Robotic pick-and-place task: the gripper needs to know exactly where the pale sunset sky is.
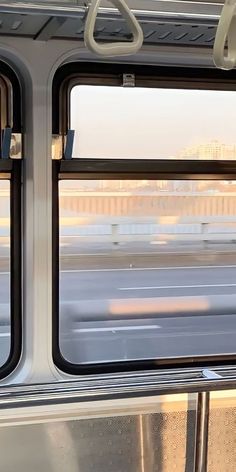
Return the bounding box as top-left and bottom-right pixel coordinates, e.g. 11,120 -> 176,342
70,85 -> 236,159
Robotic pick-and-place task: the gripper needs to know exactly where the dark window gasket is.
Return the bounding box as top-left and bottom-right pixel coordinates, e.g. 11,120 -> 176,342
0,61 -> 21,134
52,62 -> 236,136
52,62 -> 236,375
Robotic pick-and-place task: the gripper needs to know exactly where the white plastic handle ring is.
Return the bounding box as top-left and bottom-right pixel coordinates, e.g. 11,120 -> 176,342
213,0 -> 236,70
84,0 -> 144,57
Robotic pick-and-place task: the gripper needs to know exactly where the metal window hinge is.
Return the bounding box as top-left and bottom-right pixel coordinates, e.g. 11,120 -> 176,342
52,134 -> 63,160
10,133 -> 22,159
52,130 -> 75,160
123,73 -> 135,87
0,130 -> 22,159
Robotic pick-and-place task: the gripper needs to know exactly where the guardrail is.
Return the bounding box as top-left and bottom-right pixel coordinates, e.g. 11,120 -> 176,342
0,215 -> 235,243
60,216 -> 236,244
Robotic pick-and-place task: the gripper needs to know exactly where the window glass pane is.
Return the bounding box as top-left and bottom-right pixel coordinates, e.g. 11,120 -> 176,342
0,180 -> 10,366
71,86 -> 236,159
59,179 -> 236,365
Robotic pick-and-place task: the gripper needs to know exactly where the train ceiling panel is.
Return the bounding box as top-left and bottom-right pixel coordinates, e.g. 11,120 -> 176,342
0,1 -> 224,50
54,17 -> 217,47
0,13 -> 47,35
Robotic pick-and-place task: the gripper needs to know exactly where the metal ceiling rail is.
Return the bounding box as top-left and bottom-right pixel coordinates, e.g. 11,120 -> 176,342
0,0 -> 223,21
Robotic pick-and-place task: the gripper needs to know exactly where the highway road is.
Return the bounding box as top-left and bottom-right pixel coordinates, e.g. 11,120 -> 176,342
61,314 -> 236,364
60,264 -> 236,300
1,246 -> 236,366
59,257 -> 236,365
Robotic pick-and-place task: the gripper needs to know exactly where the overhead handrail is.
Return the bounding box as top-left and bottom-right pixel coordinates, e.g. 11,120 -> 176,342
84,0 -> 144,56
213,0 -> 236,70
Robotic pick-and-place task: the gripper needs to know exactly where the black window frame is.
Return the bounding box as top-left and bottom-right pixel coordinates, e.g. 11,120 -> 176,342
0,61 -> 21,379
52,62 -> 236,375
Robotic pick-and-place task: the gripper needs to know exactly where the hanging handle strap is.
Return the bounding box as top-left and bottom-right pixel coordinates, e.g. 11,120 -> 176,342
213,0 -> 236,70
84,0 -> 143,57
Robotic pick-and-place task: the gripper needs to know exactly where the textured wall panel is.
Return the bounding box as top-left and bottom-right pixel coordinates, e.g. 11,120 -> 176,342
208,396 -> 236,472
0,405 -> 195,471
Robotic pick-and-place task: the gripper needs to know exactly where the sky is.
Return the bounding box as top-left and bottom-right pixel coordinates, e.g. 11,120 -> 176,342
70,85 -> 236,159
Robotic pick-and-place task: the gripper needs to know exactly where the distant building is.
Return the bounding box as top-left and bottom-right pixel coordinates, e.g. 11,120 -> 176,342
178,140 -> 236,160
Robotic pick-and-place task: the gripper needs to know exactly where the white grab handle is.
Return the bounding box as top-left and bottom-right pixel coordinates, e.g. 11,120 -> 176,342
213,0 -> 236,70
84,0 -> 144,56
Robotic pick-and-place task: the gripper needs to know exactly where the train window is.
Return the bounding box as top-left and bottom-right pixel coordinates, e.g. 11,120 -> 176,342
71,85 -> 236,160
55,176 -> 236,371
0,64 -> 21,377
52,65 -> 236,374
0,179 -> 10,366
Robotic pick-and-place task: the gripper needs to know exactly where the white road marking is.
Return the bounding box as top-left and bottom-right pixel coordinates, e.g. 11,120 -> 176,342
73,325 -> 161,333
71,327 -> 236,339
142,330 -> 236,339
61,265 -> 236,274
61,252 -> 113,256
119,283 -> 236,291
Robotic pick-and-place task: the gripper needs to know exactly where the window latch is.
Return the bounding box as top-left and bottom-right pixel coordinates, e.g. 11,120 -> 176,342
52,130 -> 75,160
123,73 -> 135,87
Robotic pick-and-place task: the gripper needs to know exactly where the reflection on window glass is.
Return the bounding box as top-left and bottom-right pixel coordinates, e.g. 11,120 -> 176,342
0,180 -> 10,366
71,86 -> 236,159
59,179 -> 236,365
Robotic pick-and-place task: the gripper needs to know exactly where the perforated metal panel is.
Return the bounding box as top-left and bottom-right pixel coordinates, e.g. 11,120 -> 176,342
0,408 -> 195,471
208,395 -> 236,472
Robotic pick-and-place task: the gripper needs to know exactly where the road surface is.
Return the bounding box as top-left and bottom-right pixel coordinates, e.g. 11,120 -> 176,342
59,256 -> 236,364
1,247 -> 236,366
61,314 -> 236,364
60,264 -> 236,299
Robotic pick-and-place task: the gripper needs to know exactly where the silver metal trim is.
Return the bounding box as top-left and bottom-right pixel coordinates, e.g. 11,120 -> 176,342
203,369 -> 222,379
194,392 -> 210,472
0,368 -> 236,408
